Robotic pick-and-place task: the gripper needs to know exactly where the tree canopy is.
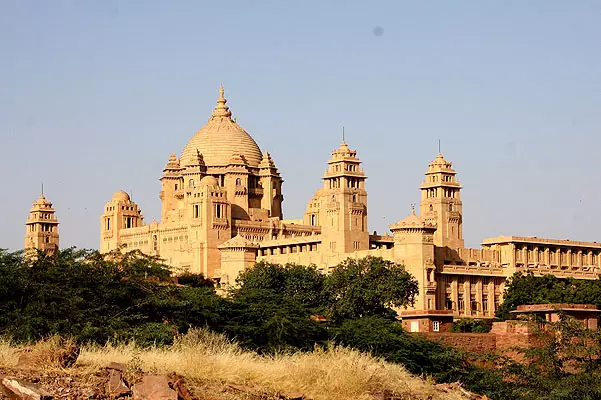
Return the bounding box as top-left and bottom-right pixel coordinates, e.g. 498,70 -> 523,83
496,272 -> 601,320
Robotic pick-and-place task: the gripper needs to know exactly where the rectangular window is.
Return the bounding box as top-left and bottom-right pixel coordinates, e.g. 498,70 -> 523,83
445,296 -> 453,310
483,295 -> 489,313
433,321 -> 440,332
194,205 -> 199,218
458,293 -> 464,314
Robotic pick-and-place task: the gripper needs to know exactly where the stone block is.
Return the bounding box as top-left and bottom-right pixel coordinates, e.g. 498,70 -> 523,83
1,376 -> 53,400
132,376 -> 176,400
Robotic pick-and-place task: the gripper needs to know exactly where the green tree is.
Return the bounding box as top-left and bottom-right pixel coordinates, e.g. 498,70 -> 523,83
324,256 -> 419,320
497,272 -> 601,320
496,314 -> 601,400
234,261 -> 327,311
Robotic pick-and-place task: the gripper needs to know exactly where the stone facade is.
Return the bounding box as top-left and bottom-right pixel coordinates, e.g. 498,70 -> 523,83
90,86 -> 601,316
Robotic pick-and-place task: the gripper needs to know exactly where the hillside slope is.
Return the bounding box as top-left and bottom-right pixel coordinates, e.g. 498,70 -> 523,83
0,331 -> 477,400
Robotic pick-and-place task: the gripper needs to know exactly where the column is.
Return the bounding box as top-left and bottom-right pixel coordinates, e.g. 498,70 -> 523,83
451,278 -> 458,314
464,280 -> 471,315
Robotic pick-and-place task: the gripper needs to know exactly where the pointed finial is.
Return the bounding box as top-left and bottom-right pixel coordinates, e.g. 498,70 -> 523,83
41,182 -> 44,196
410,203 -> 416,215
212,84 -> 232,118
342,126 -> 345,143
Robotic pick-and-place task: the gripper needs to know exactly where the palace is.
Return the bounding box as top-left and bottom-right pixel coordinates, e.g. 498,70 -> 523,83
27,86 -> 601,320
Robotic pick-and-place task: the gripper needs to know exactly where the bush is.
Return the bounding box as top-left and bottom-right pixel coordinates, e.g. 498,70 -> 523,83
450,318 -> 492,333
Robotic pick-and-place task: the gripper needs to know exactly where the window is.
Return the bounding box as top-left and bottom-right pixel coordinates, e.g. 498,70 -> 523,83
189,179 -> 194,188
194,205 -> 199,218
445,297 -> 453,310
433,321 -> 440,332
482,295 -> 489,313
429,204 -> 433,212
310,214 -> 317,226
106,218 -> 111,231
236,178 -> 242,186
458,293 -> 464,314
449,203 -> 453,211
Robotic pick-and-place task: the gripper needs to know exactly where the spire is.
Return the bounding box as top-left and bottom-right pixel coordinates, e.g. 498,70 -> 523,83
411,202 -> 416,215
212,84 -> 232,118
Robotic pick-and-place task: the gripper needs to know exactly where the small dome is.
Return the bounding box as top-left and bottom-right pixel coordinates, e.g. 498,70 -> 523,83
112,190 -> 130,201
199,175 -> 219,187
180,86 -> 262,167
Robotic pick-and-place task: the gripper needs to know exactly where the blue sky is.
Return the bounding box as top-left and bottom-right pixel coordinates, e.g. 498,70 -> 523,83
1,0 -> 600,251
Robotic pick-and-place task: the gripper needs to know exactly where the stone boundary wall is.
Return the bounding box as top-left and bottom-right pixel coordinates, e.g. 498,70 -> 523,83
420,332 -> 497,354
420,321 -> 537,356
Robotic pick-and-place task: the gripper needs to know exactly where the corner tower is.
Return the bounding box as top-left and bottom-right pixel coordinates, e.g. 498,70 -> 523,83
419,153 -> 464,249
100,191 -> 144,252
305,140 -> 368,253
25,193 -> 59,254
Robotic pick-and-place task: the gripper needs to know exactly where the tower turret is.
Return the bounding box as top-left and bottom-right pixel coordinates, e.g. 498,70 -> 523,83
160,153 -> 185,223
259,152 -> 283,219
305,139 -> 368,253
25,193 -> 59,254
419,153 -> 464,249
390,206 -> 437,310
100,190 -> 144,252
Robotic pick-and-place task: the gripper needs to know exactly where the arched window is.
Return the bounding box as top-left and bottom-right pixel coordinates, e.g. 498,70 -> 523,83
189,179 -> 194,188
449,203 -> 454,212
236,178 -> 242,186
429,204 -> 433,212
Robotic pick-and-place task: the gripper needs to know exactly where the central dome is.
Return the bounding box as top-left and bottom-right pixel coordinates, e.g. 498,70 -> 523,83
181,86 -> 262,167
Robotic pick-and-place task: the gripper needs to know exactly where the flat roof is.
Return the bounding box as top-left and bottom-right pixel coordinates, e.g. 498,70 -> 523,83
481,235 -> 601,249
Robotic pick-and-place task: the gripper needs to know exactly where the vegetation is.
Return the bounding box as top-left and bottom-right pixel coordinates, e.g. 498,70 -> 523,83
496,271 -> 601,320
0,329 -> 466,400
6,248 -> 601,399
450,318 -> 492,333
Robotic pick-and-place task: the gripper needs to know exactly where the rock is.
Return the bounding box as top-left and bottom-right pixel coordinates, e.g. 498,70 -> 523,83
106,362 -> 127,372
1,376 -> 53,400
168,374 -> 197,400
106,369 -> 130,398
132,376 -> 177,400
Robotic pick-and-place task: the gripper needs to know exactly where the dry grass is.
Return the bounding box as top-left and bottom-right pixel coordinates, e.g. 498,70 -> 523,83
0,330 -> 466,400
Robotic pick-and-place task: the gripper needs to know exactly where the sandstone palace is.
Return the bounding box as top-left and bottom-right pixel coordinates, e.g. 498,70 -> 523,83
25,86 -> 601,321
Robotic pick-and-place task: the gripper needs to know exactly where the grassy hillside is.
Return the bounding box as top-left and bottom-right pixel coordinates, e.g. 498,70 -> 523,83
0,330 -> 469,400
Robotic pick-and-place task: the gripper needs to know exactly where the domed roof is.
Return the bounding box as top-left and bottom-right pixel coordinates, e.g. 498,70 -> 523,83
181,86 -> 262,167
112,190 -> 130,202
199,175 -> 219,187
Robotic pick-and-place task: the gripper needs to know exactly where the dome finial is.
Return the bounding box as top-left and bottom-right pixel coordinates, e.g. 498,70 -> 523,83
212,84 -> 232,118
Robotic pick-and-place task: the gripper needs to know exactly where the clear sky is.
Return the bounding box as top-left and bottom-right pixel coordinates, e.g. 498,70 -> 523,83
1,0 -> 600,251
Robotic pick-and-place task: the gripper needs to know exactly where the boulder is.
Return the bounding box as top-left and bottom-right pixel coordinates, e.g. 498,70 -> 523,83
106,369 -> 130,398
106,362 -> 127,373
1,376 -> 53,400
132,376 -> 176,400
